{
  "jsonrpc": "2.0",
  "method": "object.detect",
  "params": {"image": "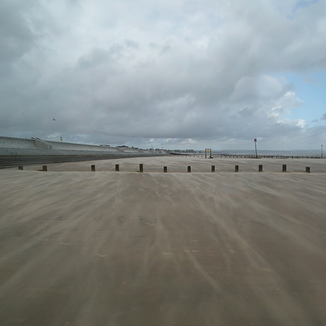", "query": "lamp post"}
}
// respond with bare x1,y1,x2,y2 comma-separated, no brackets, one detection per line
254,138,258,158
321,145,323,159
